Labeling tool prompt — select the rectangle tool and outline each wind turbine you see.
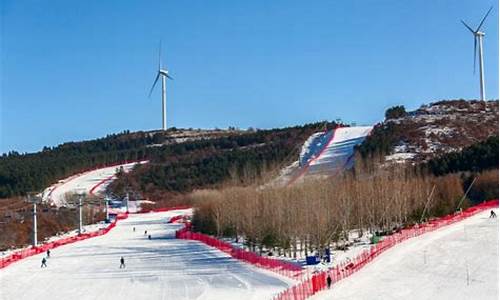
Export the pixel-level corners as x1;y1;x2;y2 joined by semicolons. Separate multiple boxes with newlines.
149;42;173;131
461;6;493;101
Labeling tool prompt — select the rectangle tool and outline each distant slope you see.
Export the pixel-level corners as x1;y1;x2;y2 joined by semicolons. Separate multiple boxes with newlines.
307;126;373;174
102;122;339;202
276;126;372;185
42;161;147;206
1;124;334;199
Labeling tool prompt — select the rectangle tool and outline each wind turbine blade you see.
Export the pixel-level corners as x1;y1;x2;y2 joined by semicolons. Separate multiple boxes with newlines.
148;73;160;98
166;74;174;80
473;36;477;74
476;6;493;32
461;20;475;33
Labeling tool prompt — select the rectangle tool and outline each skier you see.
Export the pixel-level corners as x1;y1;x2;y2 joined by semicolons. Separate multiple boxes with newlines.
133;227;136;232
46;249;51;258
120;257;126;269
148;235;151;240
490;210;497;218
326;275;332;289
144;230;147;235
41;257;47;268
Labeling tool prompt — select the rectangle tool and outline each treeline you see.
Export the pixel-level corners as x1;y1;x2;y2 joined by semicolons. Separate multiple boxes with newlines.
356;122;409;158
108;122;335;202
426;136;498;176
0;130;154;198
190;165;467;257
0;199;105;250
0;122;335;199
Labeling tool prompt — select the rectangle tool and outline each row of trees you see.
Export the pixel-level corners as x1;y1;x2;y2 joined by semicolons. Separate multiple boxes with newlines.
190;165;466;258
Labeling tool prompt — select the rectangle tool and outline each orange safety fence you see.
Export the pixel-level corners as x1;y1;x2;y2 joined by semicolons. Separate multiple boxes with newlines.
272;199;499;300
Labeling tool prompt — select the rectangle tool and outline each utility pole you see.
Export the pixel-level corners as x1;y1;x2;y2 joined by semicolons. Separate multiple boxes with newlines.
456;177;476;211
76;190;86;235
26;192;41;247
33;201;37;246
105;196;110;222
78;195;83;234
125;191;130;213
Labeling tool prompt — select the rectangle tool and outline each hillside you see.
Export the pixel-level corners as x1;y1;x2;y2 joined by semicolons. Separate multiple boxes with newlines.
0;122;337;201
107;122;337;204
358;100;499;164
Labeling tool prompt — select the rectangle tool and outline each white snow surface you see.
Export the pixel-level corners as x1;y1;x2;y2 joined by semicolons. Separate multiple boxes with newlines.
42;161;147;206
307;126;372;175
310;209;499;300
273;126;372;185
0;210;294;300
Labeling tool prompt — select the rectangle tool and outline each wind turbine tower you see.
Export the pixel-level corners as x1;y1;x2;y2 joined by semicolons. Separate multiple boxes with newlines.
461;7;493;101
149;43;173;130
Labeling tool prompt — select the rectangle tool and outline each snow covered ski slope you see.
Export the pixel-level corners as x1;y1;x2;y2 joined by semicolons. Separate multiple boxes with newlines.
278;126;372;185
310;208;499;300
42;161;147;206
306;126;372;175
0;210;294;300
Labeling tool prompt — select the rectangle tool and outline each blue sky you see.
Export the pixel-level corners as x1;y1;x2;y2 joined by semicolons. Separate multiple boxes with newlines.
1;0;498;154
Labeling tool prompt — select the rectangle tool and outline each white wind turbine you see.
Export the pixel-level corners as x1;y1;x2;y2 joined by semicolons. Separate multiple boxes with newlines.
461;6;493;101
149;42;173;131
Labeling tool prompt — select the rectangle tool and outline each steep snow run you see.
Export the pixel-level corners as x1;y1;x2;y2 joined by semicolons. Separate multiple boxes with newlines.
310;208;499;300
0;210;294;300
281;126;372;185
42;161;147;206
306;126;372;175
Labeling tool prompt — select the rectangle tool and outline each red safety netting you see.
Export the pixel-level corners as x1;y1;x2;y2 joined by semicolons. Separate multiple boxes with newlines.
176;224;303;279
139;205;191;214
0;213;129;269
0;205;192;269
168;215;187;223
272;199;499;300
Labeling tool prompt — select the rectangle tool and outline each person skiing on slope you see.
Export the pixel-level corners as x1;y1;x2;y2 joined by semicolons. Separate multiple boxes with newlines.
490;210;497;218
148;235;151;240
120;257;126;269
41;257;47;268
326;275;332;289
46;249;51;258
133;227;136;232
144;230;147;235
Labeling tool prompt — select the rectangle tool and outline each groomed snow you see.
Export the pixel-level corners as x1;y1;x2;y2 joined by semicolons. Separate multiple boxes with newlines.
0;210;294;300
42;161;147;206
310;209;499;300
308;126;372;175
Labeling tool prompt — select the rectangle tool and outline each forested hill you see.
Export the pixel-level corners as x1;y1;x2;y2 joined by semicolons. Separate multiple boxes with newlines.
0;122;336;198
357;100;499;163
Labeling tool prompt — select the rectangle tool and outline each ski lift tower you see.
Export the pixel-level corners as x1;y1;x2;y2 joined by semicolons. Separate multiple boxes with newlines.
75;189;87;235
26;192;42;247
103;195;110;223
